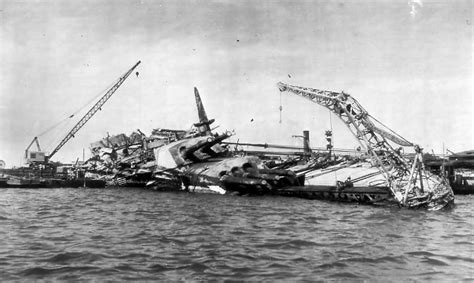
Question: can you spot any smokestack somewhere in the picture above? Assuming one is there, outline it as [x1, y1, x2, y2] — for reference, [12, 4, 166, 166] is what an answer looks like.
[303, 130, 311, 155]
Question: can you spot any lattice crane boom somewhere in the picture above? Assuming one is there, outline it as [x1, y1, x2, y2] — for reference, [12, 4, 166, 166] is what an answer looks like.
[277, 82, 409, 175]
[277, 82, 454, 210]
[47, 61, 141, 161]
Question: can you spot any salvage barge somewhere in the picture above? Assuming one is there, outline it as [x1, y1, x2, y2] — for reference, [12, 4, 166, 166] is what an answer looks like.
[0, 167, 105, 188]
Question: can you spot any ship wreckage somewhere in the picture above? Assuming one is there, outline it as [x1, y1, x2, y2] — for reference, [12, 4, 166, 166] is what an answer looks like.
[98, 82, 453, 211]
[1, 60, 454, 210]
[20, 61, 450, 210]
[147, 87, 303, 194]
[275, 82, 454, 210]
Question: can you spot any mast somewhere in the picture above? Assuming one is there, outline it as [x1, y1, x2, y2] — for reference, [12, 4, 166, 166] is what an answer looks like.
[193, 87, 215, 136]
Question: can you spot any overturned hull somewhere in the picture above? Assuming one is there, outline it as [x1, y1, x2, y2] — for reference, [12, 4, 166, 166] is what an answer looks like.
[149, 133, 304, 194]
[179, 157, 303, 195]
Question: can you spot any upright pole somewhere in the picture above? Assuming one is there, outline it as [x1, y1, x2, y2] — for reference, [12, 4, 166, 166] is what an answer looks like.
[303, 130, 310, 153]
[82, 148, 86, 188]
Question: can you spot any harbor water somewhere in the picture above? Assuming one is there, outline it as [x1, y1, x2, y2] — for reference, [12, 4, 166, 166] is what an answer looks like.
[0, 188, 472, 281]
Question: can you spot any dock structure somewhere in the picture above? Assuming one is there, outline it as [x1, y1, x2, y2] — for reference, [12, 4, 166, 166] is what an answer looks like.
[425, 150, 474, 194]
[276, 185, 391, 204]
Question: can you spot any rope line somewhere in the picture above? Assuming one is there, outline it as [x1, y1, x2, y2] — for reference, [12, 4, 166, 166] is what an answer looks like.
[36, 78, 119, 138]
[368, 113, 411, 144]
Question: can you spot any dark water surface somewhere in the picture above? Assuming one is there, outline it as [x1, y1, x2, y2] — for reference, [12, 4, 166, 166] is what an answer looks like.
[0, 188, 472, 281]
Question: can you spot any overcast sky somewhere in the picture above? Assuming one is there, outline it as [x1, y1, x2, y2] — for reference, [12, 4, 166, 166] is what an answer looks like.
[0, 0, 472, 166]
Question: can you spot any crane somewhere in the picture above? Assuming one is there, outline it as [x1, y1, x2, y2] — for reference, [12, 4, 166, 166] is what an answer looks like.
[24, 136, 46, 163]
[277, 82, 454, 210]
[26, 61, 141, 164]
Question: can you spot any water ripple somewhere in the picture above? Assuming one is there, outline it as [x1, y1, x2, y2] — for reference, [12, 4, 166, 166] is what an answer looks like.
[0, 188, 472, 281]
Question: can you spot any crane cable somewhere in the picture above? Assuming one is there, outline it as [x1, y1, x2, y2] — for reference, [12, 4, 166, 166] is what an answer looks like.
[34, 77, 119, 149]
[43, 117, 74, 152]
[329, 110, 338, 184]
[368, 113, 412, 145]
[37, 78, 116, 140]
[36, 114, 74, 137]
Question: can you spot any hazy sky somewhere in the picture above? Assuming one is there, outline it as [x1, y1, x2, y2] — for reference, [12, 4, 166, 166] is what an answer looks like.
[0, 0, 472, 166]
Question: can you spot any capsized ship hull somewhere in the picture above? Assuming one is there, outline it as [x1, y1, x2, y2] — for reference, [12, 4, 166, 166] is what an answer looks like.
[181, 156, 303, 195]
[150, 134, 303, 194]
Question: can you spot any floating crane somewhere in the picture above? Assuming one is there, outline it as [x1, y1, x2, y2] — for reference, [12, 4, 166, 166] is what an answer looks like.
[25, 61, 141, 164]
[277, 82, 454, 210]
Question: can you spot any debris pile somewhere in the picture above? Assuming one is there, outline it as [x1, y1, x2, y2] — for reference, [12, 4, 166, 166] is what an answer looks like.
[83, 128, 186, 186]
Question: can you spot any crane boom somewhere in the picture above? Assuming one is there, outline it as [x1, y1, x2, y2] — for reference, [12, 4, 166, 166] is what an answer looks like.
[48, 61, 141, 161]
[277, 82, 408, 176]
[277, 82, 454, 210]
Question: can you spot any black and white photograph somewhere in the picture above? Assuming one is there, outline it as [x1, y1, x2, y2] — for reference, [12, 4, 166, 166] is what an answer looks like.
[0, 0, 472, 281]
